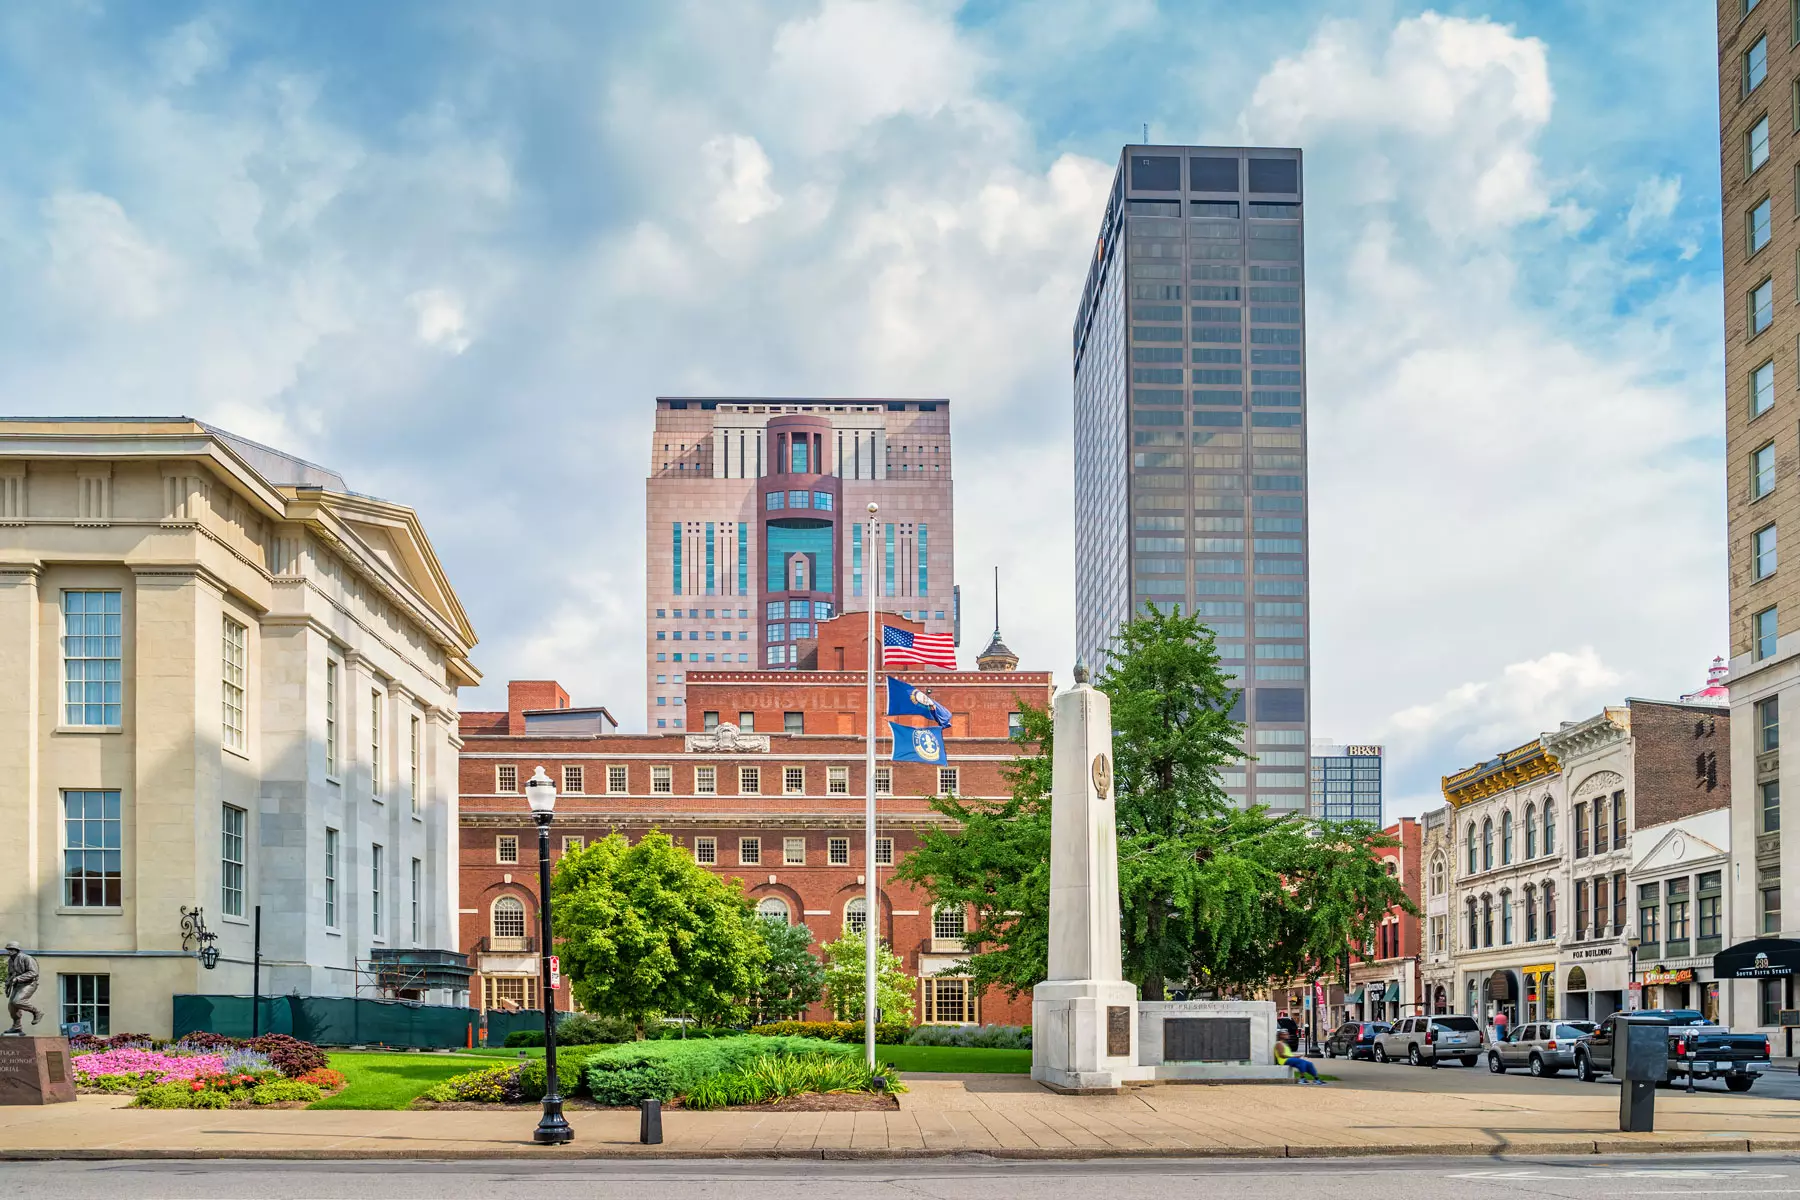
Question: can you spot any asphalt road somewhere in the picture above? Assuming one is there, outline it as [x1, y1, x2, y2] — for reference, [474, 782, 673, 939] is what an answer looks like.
[7, 1155, 1800, 1199]
[1316, 1048, 1800, 1101]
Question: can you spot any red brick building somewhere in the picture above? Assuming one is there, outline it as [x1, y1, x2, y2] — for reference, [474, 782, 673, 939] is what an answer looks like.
[459, 616, 1048, 1027]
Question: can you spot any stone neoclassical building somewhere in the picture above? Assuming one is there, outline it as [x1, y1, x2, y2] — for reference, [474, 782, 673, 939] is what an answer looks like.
[0, 419, 479, 1037]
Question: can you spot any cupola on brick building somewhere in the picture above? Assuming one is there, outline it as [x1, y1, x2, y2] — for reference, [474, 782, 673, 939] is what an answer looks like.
[459, 614, 1047, 1026]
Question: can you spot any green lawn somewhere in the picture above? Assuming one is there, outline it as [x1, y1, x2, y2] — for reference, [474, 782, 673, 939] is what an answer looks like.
[313, 1051, 479, 1110]
[873, 1045, 1031, 1074]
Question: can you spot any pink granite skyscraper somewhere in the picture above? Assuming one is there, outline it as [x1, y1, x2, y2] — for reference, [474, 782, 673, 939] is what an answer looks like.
[645, 398, 958, 727]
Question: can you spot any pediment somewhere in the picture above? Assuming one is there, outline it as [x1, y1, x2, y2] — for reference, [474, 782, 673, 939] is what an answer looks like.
[1634, 824, 1727, 874]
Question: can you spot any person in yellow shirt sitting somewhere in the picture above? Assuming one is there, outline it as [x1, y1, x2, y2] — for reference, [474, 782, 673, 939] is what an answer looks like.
[1274, 1037, 1326, 1084]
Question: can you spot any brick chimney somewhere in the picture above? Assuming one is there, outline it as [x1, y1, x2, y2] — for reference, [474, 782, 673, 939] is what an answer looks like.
[508, 680, 570, 735]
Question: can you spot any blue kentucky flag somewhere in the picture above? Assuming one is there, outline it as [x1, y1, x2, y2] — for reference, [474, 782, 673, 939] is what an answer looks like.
[886, 676, 952, 728]
[889, 721, 947, 765]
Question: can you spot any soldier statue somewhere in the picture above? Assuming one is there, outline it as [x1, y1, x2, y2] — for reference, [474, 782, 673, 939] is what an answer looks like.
[4, 942, 43, 1035]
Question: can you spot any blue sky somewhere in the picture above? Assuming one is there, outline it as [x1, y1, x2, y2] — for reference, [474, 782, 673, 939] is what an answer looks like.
[0, 1, 1730, 816]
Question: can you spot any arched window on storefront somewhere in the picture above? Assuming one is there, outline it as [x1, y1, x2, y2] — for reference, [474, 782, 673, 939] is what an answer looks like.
[1501, 811, 1514, 865]
[492, 896, 526, 940]
[1433, 984, 1448, 1014]
[1543, 799, 1556, 854]
[1430, 853, 1445, 897]
[1466, 823, 1478, 874]
[1543, 881, 1556, 938]
[844, 896, 868, 935]
[1466, 898, 1479, 948]
[1524, 804, 1537, 859]
[1566, 966, 1588, 1020]
[1482, 819, 1494, 870]
[1481, 894, 1494, 947]
[1500, 888, 1514, 943]
[1523, 884, 1538, 942]
[1466, 978, 1478, 1016]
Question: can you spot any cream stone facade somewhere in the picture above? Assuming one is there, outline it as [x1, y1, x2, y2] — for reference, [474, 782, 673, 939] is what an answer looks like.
[1420, 804, 1453, 1014]
[0, 419, 478, 1038]
[1443, 738, 1569, 1027]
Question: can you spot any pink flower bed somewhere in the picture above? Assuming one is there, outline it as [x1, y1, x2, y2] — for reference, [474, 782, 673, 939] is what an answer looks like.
[72, 1048, 225, 1082]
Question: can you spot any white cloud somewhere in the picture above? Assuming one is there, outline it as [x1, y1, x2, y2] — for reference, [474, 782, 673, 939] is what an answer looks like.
[1248, 13, 1555, 235]
[702, 134, 783, 225]
[408, 288, 472, 354]
[42, 191, 176, 321]
[1626, 174, 1682, 238]
[766, 0, 986, 154]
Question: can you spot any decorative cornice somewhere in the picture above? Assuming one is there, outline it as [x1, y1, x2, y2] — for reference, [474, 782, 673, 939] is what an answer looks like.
[1442, 738, 1560, 807]
[1540, 708, 1630, 764]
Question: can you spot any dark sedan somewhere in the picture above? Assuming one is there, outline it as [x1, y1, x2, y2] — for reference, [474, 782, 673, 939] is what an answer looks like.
[1323, 1021, 1392, 1061]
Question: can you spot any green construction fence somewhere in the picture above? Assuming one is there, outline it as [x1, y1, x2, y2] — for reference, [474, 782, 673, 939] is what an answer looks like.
[172, 994, 545, 1048]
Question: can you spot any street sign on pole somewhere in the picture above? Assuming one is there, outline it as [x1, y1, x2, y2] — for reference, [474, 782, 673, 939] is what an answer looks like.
[549, 955, 561, 990]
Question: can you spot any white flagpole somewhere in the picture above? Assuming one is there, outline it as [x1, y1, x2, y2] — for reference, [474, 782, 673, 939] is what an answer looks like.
[864, 502, 879, 1069]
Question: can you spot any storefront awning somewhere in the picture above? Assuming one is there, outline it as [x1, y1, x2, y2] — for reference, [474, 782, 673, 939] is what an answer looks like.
[1714, 937, 1800, 979]
[1344, 987, 1364, 1003]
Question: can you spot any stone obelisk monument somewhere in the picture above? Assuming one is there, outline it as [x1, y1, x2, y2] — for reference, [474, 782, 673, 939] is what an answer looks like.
[1031, 661, 1149, 1092]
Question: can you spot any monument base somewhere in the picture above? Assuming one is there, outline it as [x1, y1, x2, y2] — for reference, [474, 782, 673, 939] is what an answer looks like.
[1031, 980, 1153, 1093]
[0, 1036, 77, 1105]
[1137, 999, 1290, 1083]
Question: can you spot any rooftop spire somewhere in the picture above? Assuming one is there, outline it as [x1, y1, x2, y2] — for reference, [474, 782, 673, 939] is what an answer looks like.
[977, 566, 1019, 672]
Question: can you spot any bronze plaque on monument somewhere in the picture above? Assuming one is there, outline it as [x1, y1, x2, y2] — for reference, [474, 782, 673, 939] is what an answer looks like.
[1106, 1005, 1132, 1057]
[0, 1038, 78, 1105]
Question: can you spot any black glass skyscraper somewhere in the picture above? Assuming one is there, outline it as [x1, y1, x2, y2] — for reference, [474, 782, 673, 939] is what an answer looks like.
[1072, 146, 1310, 812]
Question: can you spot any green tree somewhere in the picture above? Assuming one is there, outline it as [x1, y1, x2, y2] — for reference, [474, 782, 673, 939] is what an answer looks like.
[896, 605, 1412, 1000]
[749, 918, 826, 1023]
[819, 929, 917, 1024]
[551, 829, 767, 1024]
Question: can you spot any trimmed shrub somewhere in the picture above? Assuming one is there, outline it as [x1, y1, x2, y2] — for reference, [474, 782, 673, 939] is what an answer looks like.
[581, 1036, 853, 1105]
[133, 1083, 231, 1109]
[750, 1020, 910, 1045]
[175, 1032, 241, 1052]
[503, 1030, 544, 1048]
[904, 1024, 1032, 1050]
[683, 1054, 903, 1110]
[517, 1045, 611, 1101]
[245, 1035, 328, 1078]
[422, 1064, 525, 1104]
[248, 1081, 323, 1105]
[557, 1012, 634, 1045]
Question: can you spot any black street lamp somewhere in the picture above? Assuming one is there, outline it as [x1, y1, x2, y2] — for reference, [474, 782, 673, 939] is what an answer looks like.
[526, 766, 573, 1145]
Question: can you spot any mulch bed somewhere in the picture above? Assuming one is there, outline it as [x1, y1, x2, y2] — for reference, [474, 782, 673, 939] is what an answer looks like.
[417, 1091, 898, 1113]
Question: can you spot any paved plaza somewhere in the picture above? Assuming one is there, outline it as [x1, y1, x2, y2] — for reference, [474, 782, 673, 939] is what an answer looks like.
[4, 1071, 1800, 1161]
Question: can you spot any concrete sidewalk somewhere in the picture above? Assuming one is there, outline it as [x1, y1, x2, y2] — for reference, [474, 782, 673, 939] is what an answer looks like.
[4, 1078, 1800, 1160]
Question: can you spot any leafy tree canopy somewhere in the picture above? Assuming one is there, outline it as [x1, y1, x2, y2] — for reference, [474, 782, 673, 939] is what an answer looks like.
[819, 928, 917, 1024]
[749, 918, 826, 1023]
[551, 829, 767, 1023]
[896, 605, 1413, 1000]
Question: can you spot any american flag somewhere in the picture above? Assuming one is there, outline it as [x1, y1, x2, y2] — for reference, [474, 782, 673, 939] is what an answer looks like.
[881, 624, 957, 670]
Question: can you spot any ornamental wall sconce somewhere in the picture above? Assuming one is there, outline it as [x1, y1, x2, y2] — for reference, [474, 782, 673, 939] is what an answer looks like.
[180, 905, 221, 970]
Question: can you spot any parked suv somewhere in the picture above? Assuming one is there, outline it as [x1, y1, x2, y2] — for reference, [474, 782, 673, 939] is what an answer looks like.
[1486, 1021, 1598, 1076]
[1322, 1021, 1391, 1061]
[1374, 1014, 1485, 1066]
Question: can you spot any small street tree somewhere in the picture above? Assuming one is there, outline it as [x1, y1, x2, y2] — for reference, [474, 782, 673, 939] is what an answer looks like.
[818, 928, 916, 1024]
[749, 918, 826, 1023]
[551, 829, 767, 1025]
[897, 605, 1413, 1000]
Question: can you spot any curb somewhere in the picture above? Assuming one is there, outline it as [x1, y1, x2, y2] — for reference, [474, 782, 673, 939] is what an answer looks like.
[5, 1138, 1798, 1163]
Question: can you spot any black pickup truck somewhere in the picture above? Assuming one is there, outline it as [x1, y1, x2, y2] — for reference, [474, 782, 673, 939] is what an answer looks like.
[1573, 1009, 1772, 1091]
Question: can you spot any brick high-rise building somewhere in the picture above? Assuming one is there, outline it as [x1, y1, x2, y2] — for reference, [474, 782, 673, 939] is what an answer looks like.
[461, 615, 1047, 1025]
[1716, 1, 1800, 1033]
[645, 398, 958, 728]
[1071, 147, 1310, 812]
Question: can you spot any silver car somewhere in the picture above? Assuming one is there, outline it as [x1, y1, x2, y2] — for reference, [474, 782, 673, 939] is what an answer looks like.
[1487, 1020, 1598, 1077]
[1373, 1014, 1486, 1066]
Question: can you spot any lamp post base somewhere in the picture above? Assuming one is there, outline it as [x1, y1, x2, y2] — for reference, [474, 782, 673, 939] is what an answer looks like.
[533, 1098, 574, 1145]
